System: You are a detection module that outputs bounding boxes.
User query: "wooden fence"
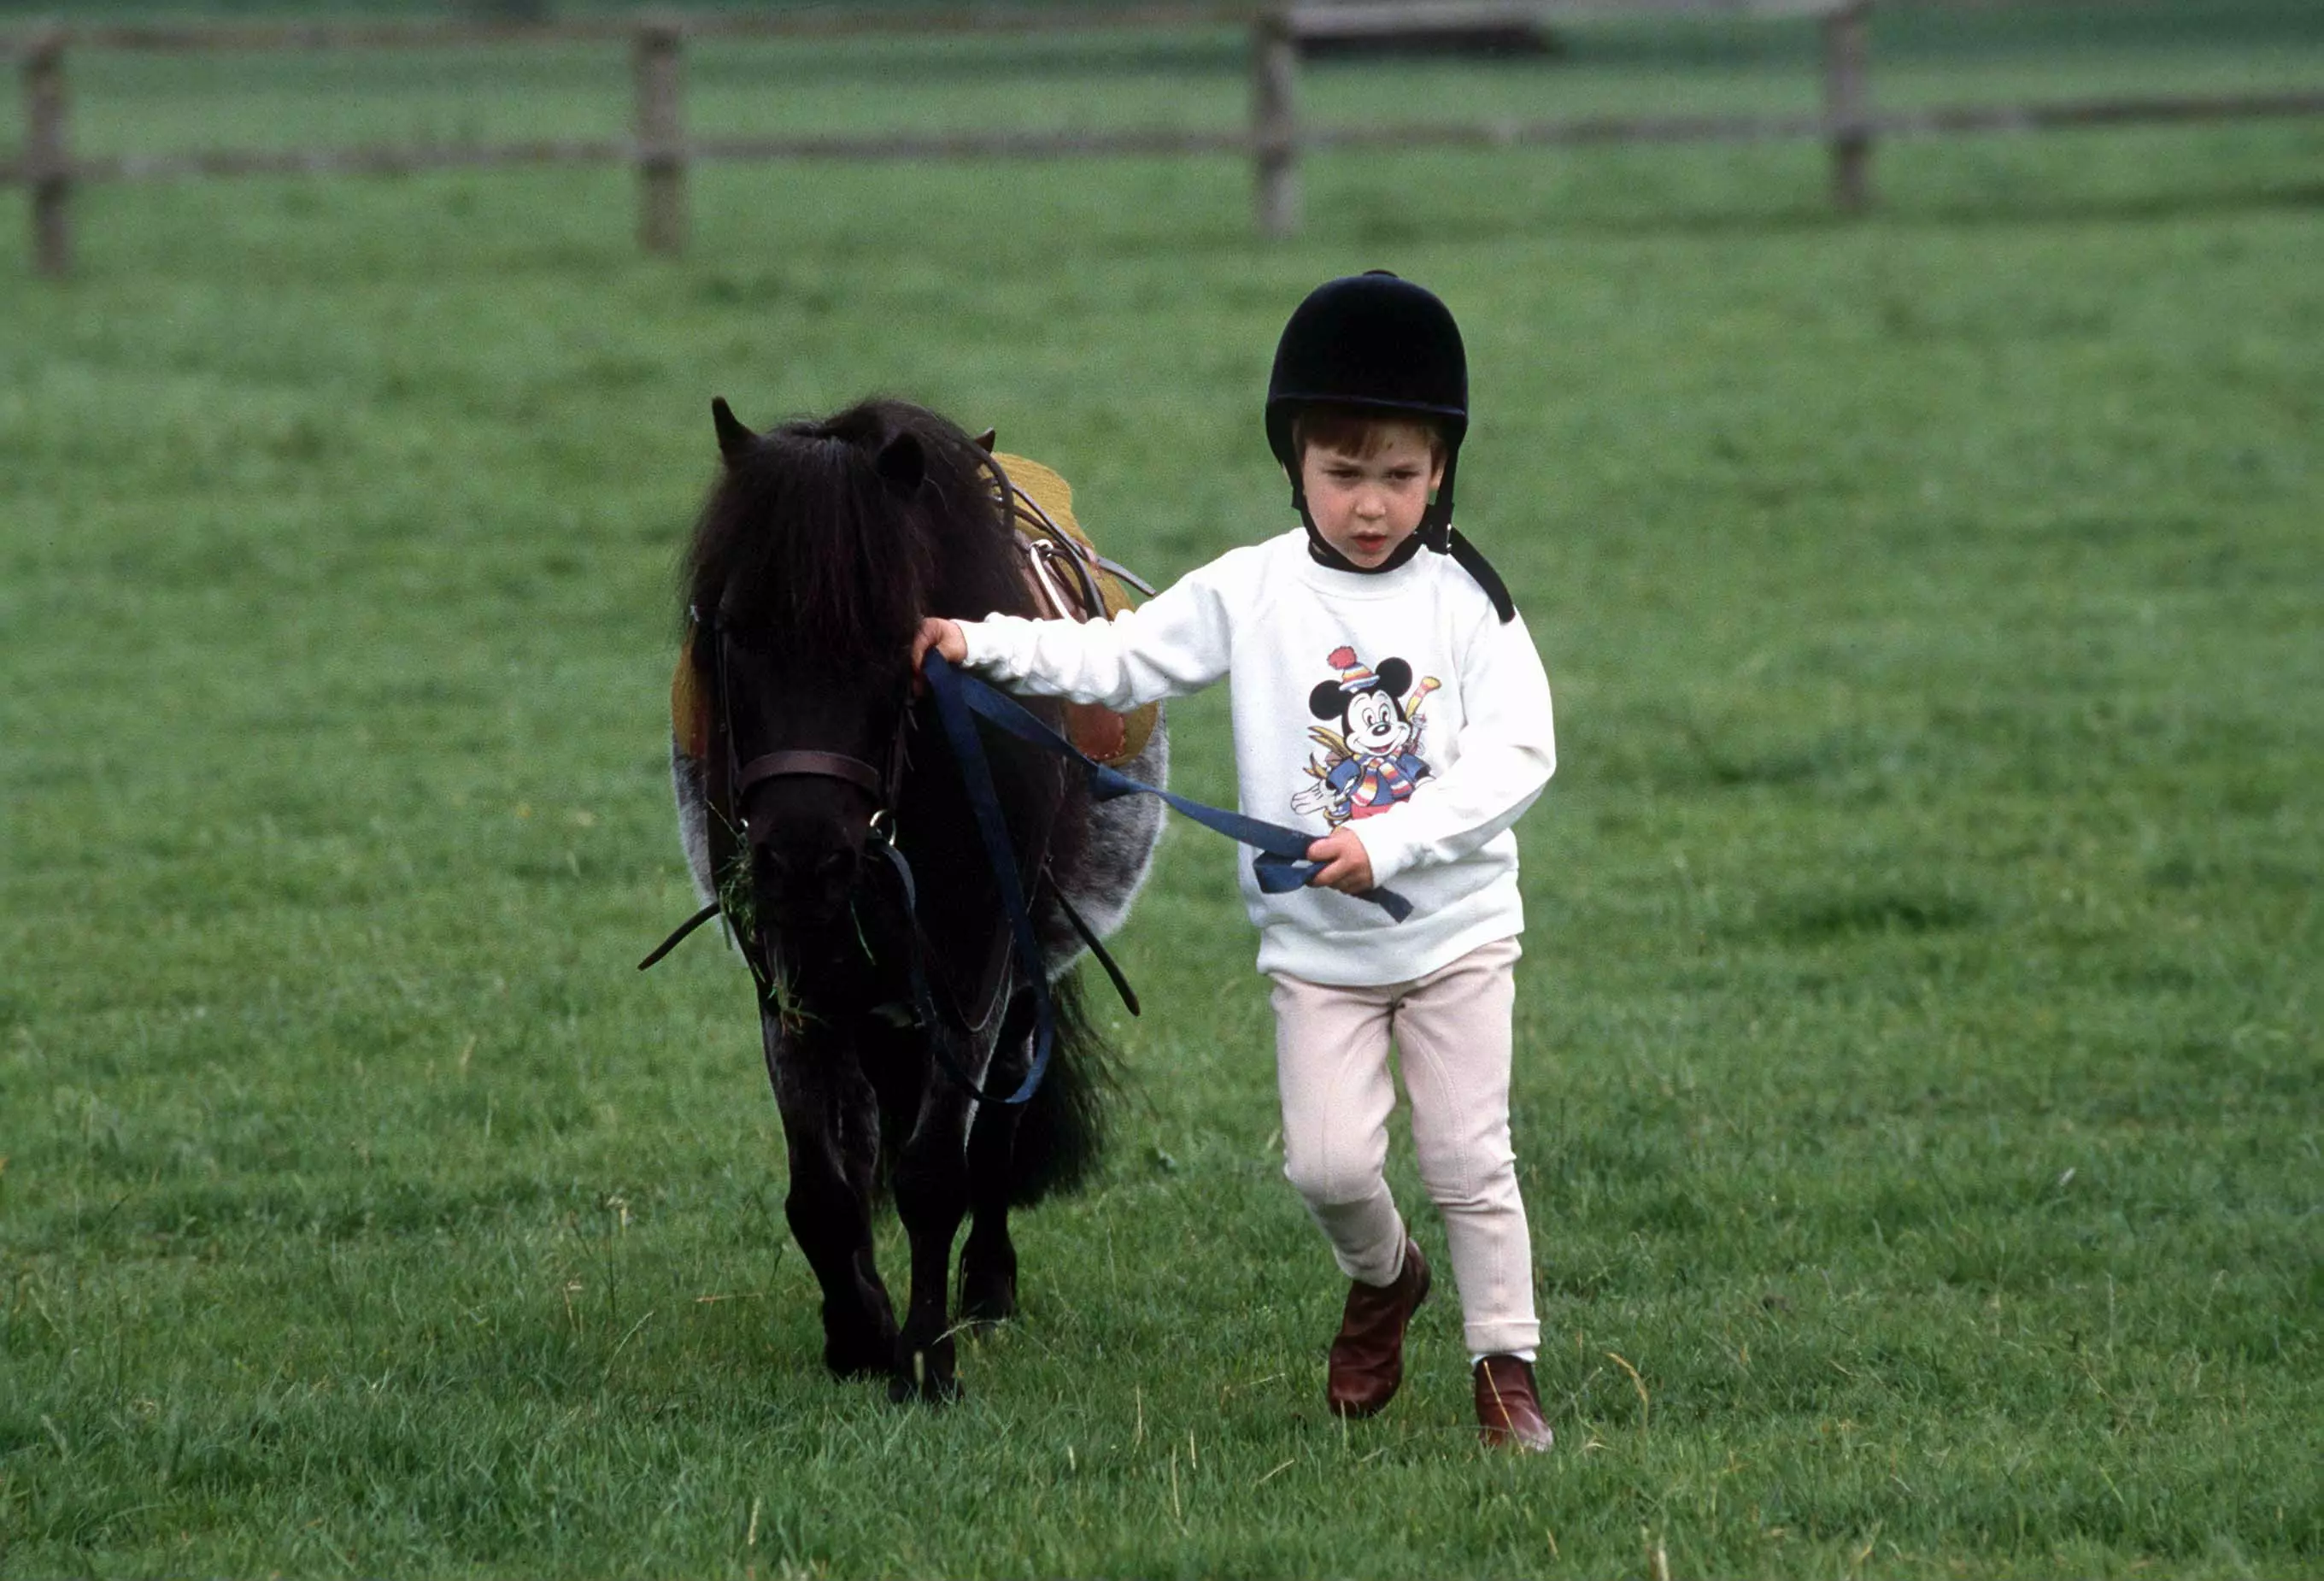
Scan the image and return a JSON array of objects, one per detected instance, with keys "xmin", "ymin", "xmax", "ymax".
[{"xmin": 5, "ymin": 1, "xmax": 2322, "ymax": 276}]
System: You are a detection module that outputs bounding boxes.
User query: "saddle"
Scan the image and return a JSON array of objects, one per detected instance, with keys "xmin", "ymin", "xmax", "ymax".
[
  {"xmin": 989, "ymin": 450, "xmax": 1159, "ymax": 767},
  {"xmin": 671, "ymin": 448, "xmax": 1158, "ymax": 767}
]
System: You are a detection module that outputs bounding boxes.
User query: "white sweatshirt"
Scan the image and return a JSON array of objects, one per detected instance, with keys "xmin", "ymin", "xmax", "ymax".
[{"xmin": 959, "ymin": 528, "xmax": 1556, "ymax": 987}]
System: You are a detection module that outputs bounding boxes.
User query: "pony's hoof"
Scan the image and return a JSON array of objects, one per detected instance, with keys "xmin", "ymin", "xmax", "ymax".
[
  {"xmin": 887, "ymin": 1348, "xmax": 961, "ymax": 1404},
  {"xmin": 824, "ymin": 1328, "xmax": 895, "ymax": 1381}
]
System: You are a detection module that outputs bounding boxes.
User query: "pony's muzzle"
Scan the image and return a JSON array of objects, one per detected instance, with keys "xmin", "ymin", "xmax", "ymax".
[{"xmin": 749, "ymin": 832, "xmax": 866, "ymax": 924}]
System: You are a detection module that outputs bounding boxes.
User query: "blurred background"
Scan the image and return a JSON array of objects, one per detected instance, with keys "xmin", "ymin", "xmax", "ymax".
[{"xmin": 2, "ymin": 3, "xmax": 2317, "ymax": 1575}]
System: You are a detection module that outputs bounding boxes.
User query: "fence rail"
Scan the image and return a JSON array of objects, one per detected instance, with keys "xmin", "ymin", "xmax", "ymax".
[
  {"xmin": 0, "ymin": 1, "xmax": 1848, "ymax": 56},
  {"xmin": 7, "ymin": 2, "xmax": 2321, "ymax": 276}
]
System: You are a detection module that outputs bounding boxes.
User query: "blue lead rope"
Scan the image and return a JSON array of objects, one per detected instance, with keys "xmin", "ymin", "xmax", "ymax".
[
  {"xmin": 924, "ymin": 655, "xmax": 1414, "ymax": 923},
  {"xmin": 920, "ymin": 656, "xmax": 1062, "ymax": 1108},
  {"xmin": 918, "ymin": 653, "xmax": 1414, "ymax": 1106}
]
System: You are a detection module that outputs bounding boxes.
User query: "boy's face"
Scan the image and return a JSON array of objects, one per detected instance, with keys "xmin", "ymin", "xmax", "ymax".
[{"xmin": 1298, "ymin": 420, "xmax": 1445, "ymax": 569}]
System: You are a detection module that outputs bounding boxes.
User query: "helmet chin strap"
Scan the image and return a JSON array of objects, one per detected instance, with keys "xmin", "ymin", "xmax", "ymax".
[
  {"xmin": 1290, "ymin": 466, "xmax": 1515, "ymax": 622},
  {"xmin": 1297, "ymin": 497, "xmax": 1436, "ymax": 575}
]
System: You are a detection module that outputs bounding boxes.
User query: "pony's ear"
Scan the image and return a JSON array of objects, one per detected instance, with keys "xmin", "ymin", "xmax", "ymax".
[
  {"xmin": 712, "ymin": 397, "xmax": 756, "ymax": 465},
  {"xmin": 874, "ymin": 430, "xmax": 926, "ymax": 497},
  {"xmin": 973, "ymin": 428, "xmax": 997, "ymax": 452}
]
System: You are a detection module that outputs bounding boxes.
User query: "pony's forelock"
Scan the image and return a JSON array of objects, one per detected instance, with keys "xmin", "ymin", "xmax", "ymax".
[{"xmin": 683, "ymin": 398, "xmax": 1018, "ymax": 667}]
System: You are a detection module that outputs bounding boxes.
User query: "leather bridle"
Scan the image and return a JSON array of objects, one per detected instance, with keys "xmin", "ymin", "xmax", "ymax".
[
  {"xmin": 735, "ymin": 748, "xmax": 889, "ymax": 805},
  {"xmin": 695, "ymin": 606, "xmax": 1075, "ymax": 1101},
  {"xmin": 703, "ymin": 608, "xmax": 913, "ymax": 847},
  {"xmin": 637, "ymin": 606, "xmax": 913, "ymax": 977}
]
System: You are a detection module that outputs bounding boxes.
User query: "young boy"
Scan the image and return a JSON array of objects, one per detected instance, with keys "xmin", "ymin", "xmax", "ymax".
[{"xmin": 916, "ymin": 273, "xmax": 1557, "ymax": 1450}]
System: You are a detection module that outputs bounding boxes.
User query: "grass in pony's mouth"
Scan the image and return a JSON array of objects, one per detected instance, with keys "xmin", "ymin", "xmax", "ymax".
[
  {"xmin": 712, "ymin": 838, "xmax": 821, "ymax": 1037},
  {"xmin": 712, "ymin": 832, "xmax": 757, "ymax": 959}
]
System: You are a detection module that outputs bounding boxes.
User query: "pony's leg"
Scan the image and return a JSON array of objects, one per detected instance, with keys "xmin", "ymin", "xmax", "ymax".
[
  {"xmin": 766, "ymin": 1014, "xmax": 896, "ymax": 1378},
  {"xmin": 959, "ymin": 991, "xmax": 1036, "ymax": 1326},
  {"xmin": 886, "ymin": 1025, "xmax": 980, "ymax": 1403}
]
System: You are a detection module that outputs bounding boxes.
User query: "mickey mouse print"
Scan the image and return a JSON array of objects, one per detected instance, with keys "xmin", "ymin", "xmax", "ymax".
[{"xmin": 1291, "ymin": 644, "xmax": 1444, "ymax": 826}]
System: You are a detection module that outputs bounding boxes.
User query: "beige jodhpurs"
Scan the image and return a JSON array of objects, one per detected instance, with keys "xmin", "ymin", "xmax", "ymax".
[{"xmin": 1268, "ymin": 934, "xmax": 1541, "ymax": 1357}]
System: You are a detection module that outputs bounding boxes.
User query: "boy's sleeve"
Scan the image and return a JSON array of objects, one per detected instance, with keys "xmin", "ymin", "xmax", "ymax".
[
  {"xmin": 1348, "ymin": 612, "xmax": 1556, "ymax": 889},
  {"xmin": 956, "ymin": 561, "xmax": 1235, "ymax": 712}
]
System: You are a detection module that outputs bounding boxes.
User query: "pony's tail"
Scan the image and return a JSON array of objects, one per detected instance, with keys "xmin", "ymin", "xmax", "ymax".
[{"xmin": 1008, "ymin": 969, "xmax": 1115, "ymax": 1206}]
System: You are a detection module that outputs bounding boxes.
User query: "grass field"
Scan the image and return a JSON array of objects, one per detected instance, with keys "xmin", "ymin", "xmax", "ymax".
[{"xmin": 3, "ymin": 13, "xmax": 2321, "ymax": 1578}]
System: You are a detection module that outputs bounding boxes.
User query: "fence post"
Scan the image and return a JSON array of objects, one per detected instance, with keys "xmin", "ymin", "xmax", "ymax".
[
  {"xmin": 1251, "ymin": 8, "xmax": 1300, "ymax": 239},
  {"xmin": 24, "ymin": 30, "xmax": 72, "ymax": 278},
  {"xmin": 1822, "ymin": 0, "xmax": 1872, "ymax": 214},
  {"xmin": 633, "ymin": 16, "xmax": 686, "ymax": 256}
]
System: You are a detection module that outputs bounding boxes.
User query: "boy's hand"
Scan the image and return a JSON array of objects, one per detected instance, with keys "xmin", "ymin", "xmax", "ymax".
[
  {"xmin": 1304, "ymin": 827, "xmax": 1374, "ymax": 895},
  {"xmin": 911, "ymin": 617, "xmax": 968, "ymax": 690}
]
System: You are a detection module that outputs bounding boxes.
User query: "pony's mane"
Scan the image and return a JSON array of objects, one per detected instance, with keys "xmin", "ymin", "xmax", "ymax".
[{"xmin": 683, "ymin": 397, "xmax": 1023, "ymax": 665}]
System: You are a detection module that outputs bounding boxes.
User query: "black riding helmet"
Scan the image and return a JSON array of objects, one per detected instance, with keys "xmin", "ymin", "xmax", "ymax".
[{"xmin": 1265, "ymin": 271, "xmax": 1514, "ymax": 620}]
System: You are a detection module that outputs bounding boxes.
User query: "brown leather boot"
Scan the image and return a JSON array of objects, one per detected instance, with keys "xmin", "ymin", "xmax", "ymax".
[
  {"xmin": 1325, "ymin": 1237, "xmax": 1430, "ymax": 1418},
  {"xmin": 1474, "ymin": 1354, "xmax": 1554, "ymax": 1452}
]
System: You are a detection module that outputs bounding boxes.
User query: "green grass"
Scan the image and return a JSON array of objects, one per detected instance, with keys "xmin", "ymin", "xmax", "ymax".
[{"xmin": 3, "ymin": 21, "xmax": 2322, "ymax": 1579}]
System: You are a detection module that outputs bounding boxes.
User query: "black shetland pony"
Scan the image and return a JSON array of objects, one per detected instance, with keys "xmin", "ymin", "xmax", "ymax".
[{"xmin": 671, "ymin": 397, "xmax": 1165, "ymax": 1402}]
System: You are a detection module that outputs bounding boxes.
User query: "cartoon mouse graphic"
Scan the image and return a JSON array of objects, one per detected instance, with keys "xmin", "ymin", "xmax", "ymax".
[{"xmin": 1291, "ymin": 645, "xmax": 1443, "ymax": 826}]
